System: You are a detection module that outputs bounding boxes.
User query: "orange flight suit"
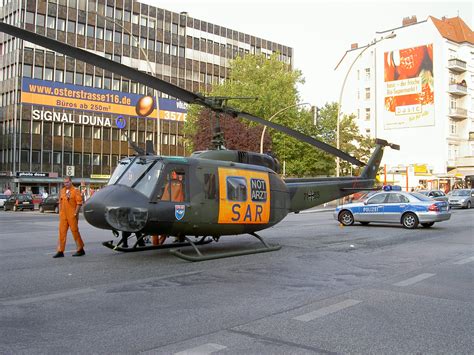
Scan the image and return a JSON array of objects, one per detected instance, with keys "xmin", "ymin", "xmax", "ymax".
[
  {"xmin": 152, "ymin": 178, "xmax": 184, "ymax": 245},
  {"xmin": 57, "ymin": 185, "xmax": 84, "ymax": 252}
]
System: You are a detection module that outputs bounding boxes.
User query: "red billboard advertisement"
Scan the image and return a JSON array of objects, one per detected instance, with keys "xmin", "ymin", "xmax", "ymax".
[{"xmin": 384, "ymin": 44, "xmax": 434, "ymax": 129}]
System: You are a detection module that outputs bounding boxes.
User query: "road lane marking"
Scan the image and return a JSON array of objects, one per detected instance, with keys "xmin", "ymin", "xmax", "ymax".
[
  {"xmin": 1, "ymin": 288, "xmax": 95, "ymax": 306},
  {"xmin": 393, "ymin": 273, "xmax": 435, "ymax": 287},
  {"xmin": 293, "ymin": 299, "xmax": 362, "ymax": 322},
  {"xmin": 174, "ymin": 343, "xmax": 227, "ymax": 355},
  {"xmin": 454, "ymin": 256, "xmax": 474, "ymax": 265}
]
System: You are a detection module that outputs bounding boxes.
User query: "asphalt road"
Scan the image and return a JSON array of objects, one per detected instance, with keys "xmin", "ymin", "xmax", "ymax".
[{"xmin": 0, "ymin": 207, "xmax": 473, "ymax": 354}]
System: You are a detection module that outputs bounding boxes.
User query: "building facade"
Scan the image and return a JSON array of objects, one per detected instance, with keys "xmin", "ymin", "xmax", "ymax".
[
  {"xmin": 336, "ymin": 15, "xmax": 473, "ymax": 190},
  {"xmin": 0, "ymin": 0, "xmax": 293, "ymax": 196}
]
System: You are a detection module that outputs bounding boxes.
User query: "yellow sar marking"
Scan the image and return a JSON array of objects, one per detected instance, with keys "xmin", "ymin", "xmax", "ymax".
[{"xmin": 218, "ymin": 167, "xmax": 270, "ymax": 224}]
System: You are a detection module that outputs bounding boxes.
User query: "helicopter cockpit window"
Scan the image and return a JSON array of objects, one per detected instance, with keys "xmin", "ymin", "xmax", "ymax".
[
  {"xmin": 133, "ymin": 161, "xmax": 163, "ymax": 198},
  {"xmin": 108, "ymin": 157, "xmax": 134, "ymax": 185},
  {"xmin": 158, "ymin": 170, "xmax": 186, "ymax": 202},
  {"xmin": 226, "ymin": 176, "xmax": 247, "ymax": 202},
  {"xmin": 117, "ymin": 157, "xmax": 155, "ymax": 187}
]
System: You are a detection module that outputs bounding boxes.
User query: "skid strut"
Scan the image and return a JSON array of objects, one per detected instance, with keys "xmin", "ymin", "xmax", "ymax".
[{"xmin": 169, "ymin": 232, "xmax": 281, "ymax": 262}]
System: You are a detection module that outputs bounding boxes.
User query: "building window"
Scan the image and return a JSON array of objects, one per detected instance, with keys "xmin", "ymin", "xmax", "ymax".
[
  {"xmin": 365, "ymin": 88, "xmax": 370, "ymax": 100},
  {"xmin": 93, "ymin": 127, "xmax": 101, "ymax": 139},
  {"xmin": 74, "ymin": 125, "xmax": 82, "ymax": 137},
  {"xmin": 43, "ymin": 151, "xmax": 51, "ymax": 164},
  {"xmin": 121, "ymin": 133, "xmax": 127, "ymax": 141},
  {"xmin": 103, "ymin": 155, "xmax": 109, "ymax": 166},
  {"xmin": 32, "ymin": 150, "xmax": 40, "ymax": 164},
  {"xmin": 112, "ymin": 155, "xmax": 118, "ymax": 166},
  {"xmin": 64, "ymin": 124, "xmax": 72, "ymax": 137},
  {"xmin": 47, "ymin": 16, "xmax": 56, "ymax": 29},
  {"xmin": 365, "ymin": 68, "xmax": 370, "ymax": 80},
  {"xmin": 45, "ymin": 67, "xmax": 53, "ymax": 81},
  {"xmin": 25, "ymin": 11, "xmax": 35, "ymax": 24},
  {"xmin": 37, "ymin": 14, "xmax": 45, "ymax": 27},
  {"xmin": 84, "ymin": 126, "xmax": 92, "ymax": 138},
  {"xmin": 32, "ymin": 121, "xmax": 41, "ymax": 134},
  {"xmin": 74, "ymin": 153, "xmax": 81, "ymax": 165},
  {"xmin": 93, "ymin": 154, "xmax": 100, "ymax": 166},
  {"xmin": 34, "ymin": 66, "xmax": 43, "ymax": 79},
  {"xmin": 112, "ymin": 128, "xmax": 119, "ymax": 141},
  {"xmin": 67, "ymin": 20, "xmax": 75, "ymax": 33},
  {"xmin": 77, "ymin": 23, "xmax": 85, "ymax": 36},
  {"xmin": 170, "ymin": 134, "xmax": 176, "ymax": 145},
  {"xmin": 105, "ymin": 29, "xmax": 113, "ymax": 41},
  {"xmin": 83, "ymin": 153, "xmax": 91, "ymax": 166},
  {"xmin": 53, "ymin": 152, "xmax": 61, "ymax": 165},
  {"xmin": 85, "ymin": 74, "xmax": 93, "ymax": 87},
  {"xmin": 23, "ymin": 64, "xmax": 32, "ymax": 77},
  {"xmin": 103, "ymin": 128, "xmax": 110, "ymax": 140},
  {"xmin": 94, "ymin": 76, "xmax": 102, "ymax": 88},
  {"xmin": 65, "ymin": 71, "xmax": 74, "ymax": 84},
  {"xmin": 449, "ymin": 120, "xmax": 457, "ymax": 135},
  {"xmin": 57, "ymin": 18, "xmax": 66, "ymax": 31},
  {"xmin": 21, "ymin": 150, "xmax": 30, "ymax": 163},
  {"xmin": 64, "ymin": 152, "xmax": 72, "ymax": 165},
  {"xmin": 54, "ymin": 123, "xmax": 62, "ymax": 136},
  {"xmin": 87, "ymin": 25, "xmax": 95, "ymax": 37},
  {"xmin": 365, "ymin": 108, "xmax": 371, "ymax": 120},
  {"xmin": 96, "ymin": 27, "xmax": 104, "ymax": 39},
  {"xmin": 55, "ymin": 69, "xmax": 63, "ymax": 82},
  {"xmin": 75, "ymin": 72, "xmax": 83, "ymax": 85}
]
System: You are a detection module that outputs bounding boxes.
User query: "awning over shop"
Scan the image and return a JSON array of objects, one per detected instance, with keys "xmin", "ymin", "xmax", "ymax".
[{"xmin": 445, "ymin": 167, "xmax": 474, "ymax": 178}]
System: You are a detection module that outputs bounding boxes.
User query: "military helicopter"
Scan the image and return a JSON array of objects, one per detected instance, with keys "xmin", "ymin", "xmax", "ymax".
[{"xmin": 0, "ymin": 22, "xmax": 399, "ymax": 261}]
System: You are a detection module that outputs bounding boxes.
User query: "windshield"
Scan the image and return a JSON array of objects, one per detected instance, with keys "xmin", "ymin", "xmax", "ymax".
[
  {"xmin": 451, "ymin": 190, "xmax": 469, "ymax": 196},
  {"xmin": 410, "ymin": 192, "xmax": 433, "ymax": 201},
  {"xmin": 108, "ymin": 157, "xmax": 134, "ymax": 185},
  {"xmin": 133, "ymin": 161, "xmax": 163, "ymax": 198},
  {"xmin": 116, "ymin": 157, "xmax": 156, "ymax": 187}
]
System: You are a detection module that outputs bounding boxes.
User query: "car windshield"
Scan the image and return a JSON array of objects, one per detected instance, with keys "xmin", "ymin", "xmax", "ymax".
[
  {"xmin": 451, "ymin": 190, "xmax": 469, "ymax": 196},
  {"xmin": 409, "ymin": 192, "xmax": 433, "ymax": 201},
  {"xmin": 108, "ymin": 157, "xmax": 134, "ymax": 185},
  {"xmin": 133, "ymin": 161, "xmax": 163, "ymax": 198},
  {"xmin": 116, "ymin": 157, "xmax": 158, "ymax": 187},
  {"xmin": 418, "ymin": 191, "xmax": 429, "ymax": 195}
]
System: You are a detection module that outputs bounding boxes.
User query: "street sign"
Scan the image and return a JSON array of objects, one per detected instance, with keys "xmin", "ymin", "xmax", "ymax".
[{"xmin": 66, "ymin": 165, "xmax": 75, "ymax": 176}]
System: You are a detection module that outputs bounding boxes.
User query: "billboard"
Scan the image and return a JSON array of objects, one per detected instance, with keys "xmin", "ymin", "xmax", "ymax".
[
  {"xmin": 21, "ymin": 78, "xmax": 187, "ymax": 121},
  {"xmin": 384, "ymin": 44, "xmax": 434, "ymax": 129}
]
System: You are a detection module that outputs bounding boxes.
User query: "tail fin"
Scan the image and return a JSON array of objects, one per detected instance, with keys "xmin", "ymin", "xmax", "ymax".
[{"xmin": 361, "ymin": 139, "xmax": 400, "ymax": 180}]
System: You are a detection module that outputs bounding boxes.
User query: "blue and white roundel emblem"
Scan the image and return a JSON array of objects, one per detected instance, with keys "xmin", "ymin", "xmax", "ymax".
[
  {"xmin": 115, "ymin": 115, "xmax": 126, "ymax": 129},
  {"xmin": 175, "ymin": 205, "xmax": 185, "ymax": 220}
]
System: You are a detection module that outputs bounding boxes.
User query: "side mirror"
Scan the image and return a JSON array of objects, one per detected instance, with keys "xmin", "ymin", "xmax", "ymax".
[{"xmin": 364, "ymin": 200, "xmax": 368, "ymax": 205}]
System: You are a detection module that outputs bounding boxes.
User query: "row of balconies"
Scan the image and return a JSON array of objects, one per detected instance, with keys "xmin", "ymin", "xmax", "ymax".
[{"xmin": 448, "ymin": 58, "xmax": 468, "ymax": 98}]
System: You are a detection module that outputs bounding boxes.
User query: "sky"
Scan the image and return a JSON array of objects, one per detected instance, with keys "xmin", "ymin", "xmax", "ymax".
[{"xmin": 144, "ymin": 0, "xmax": 472, "ymax": 106}]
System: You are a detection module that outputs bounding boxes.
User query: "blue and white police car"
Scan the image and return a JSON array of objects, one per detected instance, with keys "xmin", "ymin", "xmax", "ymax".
[{"xmin": 334, "ymin": 187, "xmax": 451, "ymax": 229}]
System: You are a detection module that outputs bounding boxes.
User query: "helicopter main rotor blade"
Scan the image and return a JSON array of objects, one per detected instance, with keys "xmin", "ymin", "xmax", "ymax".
[
  {"xmin": 0, "ymin": 22, "xmax": 364, "ymax": 166},
  {"xmin": 237, "ymin": 112, "xmax": 364, "ymax": 167},
  {"xmin": 0, "ymin": 22, "xmax": 204, "ymax": 104}
]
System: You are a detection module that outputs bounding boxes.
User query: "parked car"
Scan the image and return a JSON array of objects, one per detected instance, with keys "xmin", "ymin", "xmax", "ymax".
[
  {"xmin": 448, "ymin": 189, "xmax": 474, "ymax": 209},
  {"xmin": 0, "ymin": 194, "xmax": 8, "ymax": 208},
  {"xmin": 417, "ymin": 190, "xmax": 449, "ymax": 202},
  {"xmin": 334, "ymin": 190, "xmax": 451, "ymax": 229},
  {"xmin": 3, "ymin": 194, "xmax": 35, "ymax": 211},
  {"xmin": 39, "ymin": 195, "xmax": 59, "ymax": 213}
]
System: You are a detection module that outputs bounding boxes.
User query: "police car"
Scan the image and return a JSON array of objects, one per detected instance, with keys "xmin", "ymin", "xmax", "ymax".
[{"xmin": 334, "ymin": 186, "xmax": 451, "ymax": 229}]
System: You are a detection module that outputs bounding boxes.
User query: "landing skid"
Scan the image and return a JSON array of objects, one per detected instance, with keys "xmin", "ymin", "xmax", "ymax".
[
  {"xmin": 102, "ymin": 236, "xmax": 211, "ymax": 253},
  {"xmin": 170, "ymin": 232, "xmax": 281, "ymax": 262}
]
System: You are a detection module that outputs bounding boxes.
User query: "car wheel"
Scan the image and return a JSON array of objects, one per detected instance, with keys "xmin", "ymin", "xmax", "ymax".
[
  {"xmin": 39, "ymin": 206, "xmax": 44, "ymax": 213},
  {"xmin": 421, "ymin": 222, "xmax": 434, "ymax": 228},
  {"xmin": 466, "ymin": 201, "xmax": 471, "ymax": 209},
  {"xmin": 402, "ymin": 212, "xmax": 419, "ymax": 229},
  {"xmin": 360, "ymin": 222, "xmax": 370, "ymax": 226},
  {"xmin": 54, "ymin": 206, "xmax": 59, "ymax": 214},
  {"xmin": 3, "ymin": 205, "xmax": 6, "ymax": 211},
  {"xmin": 339, "ymin": 210, "xmax": 354, "ymax": 226},
  {"xmin": 13, "ymin": 205, "xmax": 17, "ymax": 212}
]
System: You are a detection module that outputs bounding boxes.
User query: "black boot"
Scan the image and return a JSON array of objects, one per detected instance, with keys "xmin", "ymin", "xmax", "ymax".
[
  {"xmin": 72, "ymin": 249, "xmax": 85, "ymax": 257},
  {"xmin": 53, "ymin": 251, "xmax": 64, "ymax": 258}
]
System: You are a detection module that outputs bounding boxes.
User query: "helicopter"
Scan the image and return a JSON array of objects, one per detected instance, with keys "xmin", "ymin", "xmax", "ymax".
[{"xmin": 0, "ymin": 22, "xmax": 399, "ymax": 261}]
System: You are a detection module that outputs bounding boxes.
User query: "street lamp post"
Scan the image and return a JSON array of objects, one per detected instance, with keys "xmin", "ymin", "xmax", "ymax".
[
  {"xmin": 335, "ymin": 32, "xmax": 396, "ymax": 177},
  {"xmin": 92, "ymin": 12, "xmax": 161, "ymax": 154},
  {"xmin": 259, "ymin": 102, "xmax": 311, "ymax": 154}
]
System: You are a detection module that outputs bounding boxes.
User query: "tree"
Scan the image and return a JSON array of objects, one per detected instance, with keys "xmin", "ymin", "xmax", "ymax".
[{"xmin": 185, "ymin": 53, "xmax": 303, "ymax": 155}]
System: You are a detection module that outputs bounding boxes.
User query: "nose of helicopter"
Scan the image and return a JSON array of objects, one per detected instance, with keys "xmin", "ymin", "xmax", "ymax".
[{"xmin": 83, "ymin": 185, "xmax": 149, "ymax": 232}]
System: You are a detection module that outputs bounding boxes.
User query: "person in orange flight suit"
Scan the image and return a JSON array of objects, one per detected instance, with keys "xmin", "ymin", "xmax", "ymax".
[
  {"xmin": 151, "ymin": 171, "xmax": 184, "ymax": 246},
  {"xmin": 53, "ymin": 176, "xmax": 85, "ymax": 258}
]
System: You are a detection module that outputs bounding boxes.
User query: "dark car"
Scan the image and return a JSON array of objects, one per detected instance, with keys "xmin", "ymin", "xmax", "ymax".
[
  {"xmin": 0, "ymin": 194, "xmax": 8, "ymax": 208},
  {"xmin": 39, "ymin": 195, "xmax": 59, "ymax": 213},
  {"xmin": 3, "ymin": 194, "xmax": 35, "ymax": 211}
]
